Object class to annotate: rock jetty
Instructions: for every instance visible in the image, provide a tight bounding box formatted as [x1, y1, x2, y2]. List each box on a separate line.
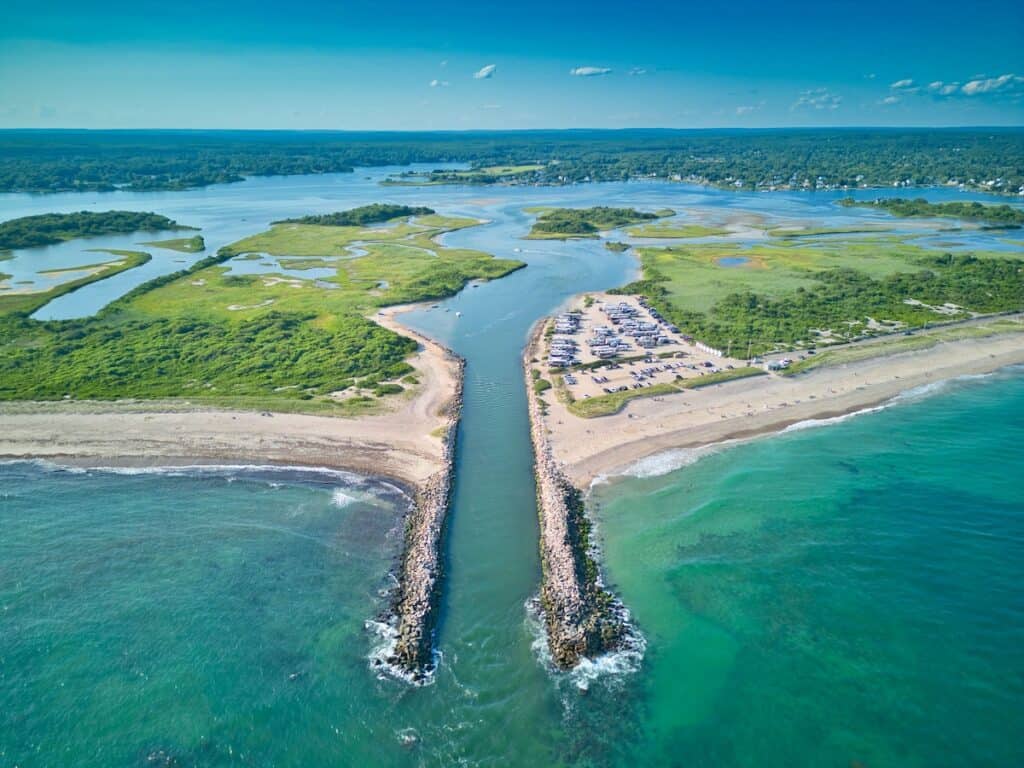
[523, 322, 628, 668]
[383, 337, 464, 682]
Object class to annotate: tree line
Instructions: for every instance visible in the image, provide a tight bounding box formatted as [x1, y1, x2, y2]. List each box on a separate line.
[0, 210, 186, 250]
[2, 128, 1021, 194]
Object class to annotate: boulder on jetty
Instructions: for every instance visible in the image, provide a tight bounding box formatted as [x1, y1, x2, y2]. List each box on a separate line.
[385, 343, 464, 681]
[523, 323, 628, 668]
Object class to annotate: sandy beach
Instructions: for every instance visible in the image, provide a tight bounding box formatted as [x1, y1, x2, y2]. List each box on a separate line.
[536, 327, 1024, 486]
[0, 305, 458, 488]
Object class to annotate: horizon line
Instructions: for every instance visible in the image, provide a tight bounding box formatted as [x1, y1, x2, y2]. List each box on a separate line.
[2, 125, 1023, 134]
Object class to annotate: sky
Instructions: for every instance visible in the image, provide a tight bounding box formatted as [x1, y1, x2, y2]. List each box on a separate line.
[2, 0, 1022, 129]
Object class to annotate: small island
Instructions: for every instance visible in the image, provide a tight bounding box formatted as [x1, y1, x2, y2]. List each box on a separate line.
[273, 203, 435, 226]
[383, 165, 545, 186]
[838, 197, 1024, 227]
[0, 211, 190, 251]
[141, 234, 206, 253]
[526, 206, 671, 239]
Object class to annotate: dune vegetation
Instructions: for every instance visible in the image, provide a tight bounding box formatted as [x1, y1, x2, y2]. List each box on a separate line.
[626, 221, 730, 238]
[0, 209, 524, 411]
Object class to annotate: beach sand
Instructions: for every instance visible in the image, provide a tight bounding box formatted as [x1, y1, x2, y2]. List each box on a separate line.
[0, 305, 458, 488]
[537, 329, 1024, 486]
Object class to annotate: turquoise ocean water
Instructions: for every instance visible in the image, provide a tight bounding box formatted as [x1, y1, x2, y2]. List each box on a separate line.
[2, 174, 1022, 765]
[590, 368, 1024, 767]
[3, 372, 1022, 766]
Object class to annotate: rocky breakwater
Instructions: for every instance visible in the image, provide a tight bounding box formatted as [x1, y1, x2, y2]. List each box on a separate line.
[523, 322, 629, 668]
[380, 332, 464, 683]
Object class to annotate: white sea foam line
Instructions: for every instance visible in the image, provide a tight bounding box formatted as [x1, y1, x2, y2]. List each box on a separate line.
[1, 458, 410, 502]
[601, 367, 1020, 483]
[780, 404, 889, 434]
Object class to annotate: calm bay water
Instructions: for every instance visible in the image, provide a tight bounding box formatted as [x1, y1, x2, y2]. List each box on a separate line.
[1, 174, 1023, 765]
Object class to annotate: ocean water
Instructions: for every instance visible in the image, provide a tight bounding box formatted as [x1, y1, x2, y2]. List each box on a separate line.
[590, 369, 1024, 767]
[3, 374, 1022, 766]
[2, 174, 1023, 765]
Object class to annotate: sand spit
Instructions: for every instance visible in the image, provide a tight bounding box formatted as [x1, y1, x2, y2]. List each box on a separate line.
[0, 303, 466, 683]
[538, 324, 1024, 486]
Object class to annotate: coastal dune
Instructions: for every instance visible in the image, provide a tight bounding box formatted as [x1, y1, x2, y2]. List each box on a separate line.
[540, 329, 1024, 485]
[0, 307, 457, 486]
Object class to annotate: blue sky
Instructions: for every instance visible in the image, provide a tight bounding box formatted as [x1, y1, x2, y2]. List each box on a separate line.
[2, 0, 1022, 129]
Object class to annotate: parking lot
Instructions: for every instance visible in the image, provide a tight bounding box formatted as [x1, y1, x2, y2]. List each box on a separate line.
[544, 293, 750, 401]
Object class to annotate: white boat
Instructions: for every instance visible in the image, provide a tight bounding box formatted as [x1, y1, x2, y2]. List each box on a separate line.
[455, 311, 463, 317]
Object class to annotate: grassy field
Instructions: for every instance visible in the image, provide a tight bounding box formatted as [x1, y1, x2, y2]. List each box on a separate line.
[0, 212, 523, 411]
[614, 233, 1024, 353]
[766, 225, 891, 238]
[140, 235, 205, 252]
[631, 236, 936, 312]
[626, 222, 730, 238]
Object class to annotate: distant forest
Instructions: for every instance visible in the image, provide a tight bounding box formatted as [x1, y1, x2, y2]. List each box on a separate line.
[1, 129, 1022, 194]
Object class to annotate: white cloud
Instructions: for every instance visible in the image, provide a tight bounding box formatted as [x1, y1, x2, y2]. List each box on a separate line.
[865, 73, 877, 80]
[961, 73, 1023, 95]
[735, 102, 764, 116]
[890, 78, 915, 90]
[928, 80, 960, 96]
[792, 88, 841, 110]
[879, 95, 901, 105]
[429, 79, 449, 88]
[570, 66, 612, 77]
[473, 64, 497, 80]
[440, 60, 448, 68]
[629, 67, 648, 76]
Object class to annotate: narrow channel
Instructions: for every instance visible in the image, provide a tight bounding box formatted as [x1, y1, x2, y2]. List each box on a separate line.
[398, 199, 638, 759]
